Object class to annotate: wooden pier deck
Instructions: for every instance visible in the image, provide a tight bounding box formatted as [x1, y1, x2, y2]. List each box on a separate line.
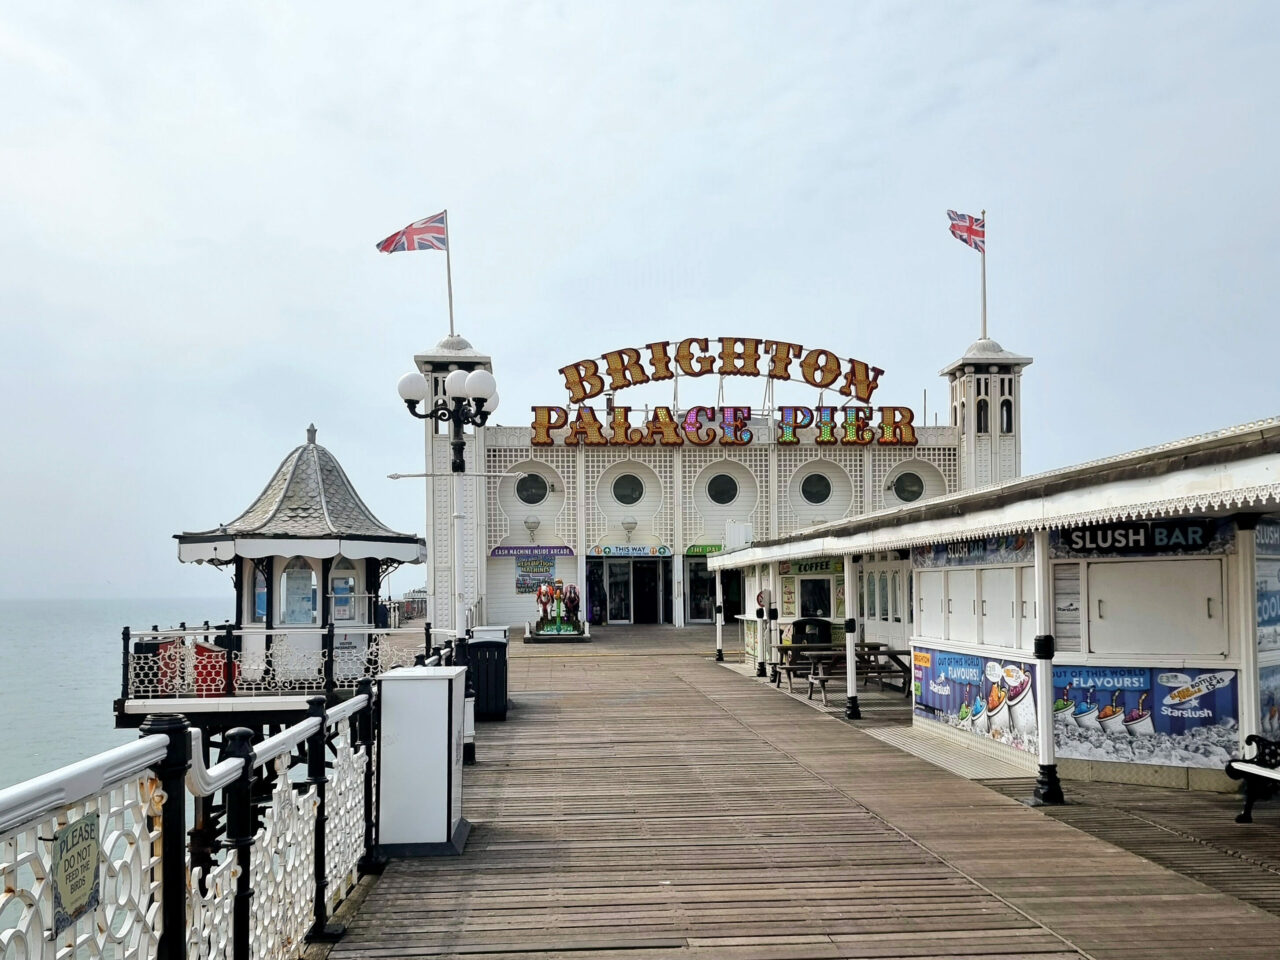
[330, 626, 1280, 960]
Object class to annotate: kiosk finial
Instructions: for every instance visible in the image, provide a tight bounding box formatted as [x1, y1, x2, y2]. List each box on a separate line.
[306, 423, 317, 444]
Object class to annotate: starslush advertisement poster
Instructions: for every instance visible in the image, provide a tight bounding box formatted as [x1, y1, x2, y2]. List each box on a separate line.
[1052, 665, 1239, 767]
[1260, 665, 1280, 736]
[912, 647, 1039, 756]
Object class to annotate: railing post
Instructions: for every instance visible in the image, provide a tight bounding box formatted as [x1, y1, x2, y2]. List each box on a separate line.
[223, 727, 255, 960]
[120, 626, 131, 702]
[355, 678, 385, 875]
[424, 621, 433, 661]
[323, 623, 336, 697]
[306, 696, 343, 941]
[139, 713, 190, 960]
[223, 623, 238, 696]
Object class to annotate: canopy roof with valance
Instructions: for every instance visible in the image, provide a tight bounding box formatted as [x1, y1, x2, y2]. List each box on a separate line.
[176, 425, 425, 565]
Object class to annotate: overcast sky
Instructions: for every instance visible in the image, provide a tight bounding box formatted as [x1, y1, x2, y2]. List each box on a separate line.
[2, 2, 1277, 601]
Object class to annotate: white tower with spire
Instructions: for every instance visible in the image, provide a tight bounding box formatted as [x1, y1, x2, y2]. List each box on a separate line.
[941, 337, 1033, 490]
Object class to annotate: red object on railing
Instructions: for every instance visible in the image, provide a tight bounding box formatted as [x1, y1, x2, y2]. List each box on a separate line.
[194, 640, 237, 698]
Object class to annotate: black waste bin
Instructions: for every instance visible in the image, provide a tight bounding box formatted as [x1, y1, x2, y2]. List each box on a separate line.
[463, 627, 509, 721]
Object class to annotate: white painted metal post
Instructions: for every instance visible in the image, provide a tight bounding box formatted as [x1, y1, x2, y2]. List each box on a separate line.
[843, 556, 860, 719]
[755, 566, 768, 678]
[1028, 528, 1064, 805]
[1237, 521, 1260, 745]
[453, 470, 467, 641]
[714, 568, 724, 662]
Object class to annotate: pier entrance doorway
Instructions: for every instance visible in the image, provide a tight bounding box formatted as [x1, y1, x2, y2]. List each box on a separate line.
[589, 557, 672, 625]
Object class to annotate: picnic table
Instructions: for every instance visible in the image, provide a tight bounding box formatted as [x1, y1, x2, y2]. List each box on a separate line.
[856, 641, 911, 697]
[770, 643, 838, 691]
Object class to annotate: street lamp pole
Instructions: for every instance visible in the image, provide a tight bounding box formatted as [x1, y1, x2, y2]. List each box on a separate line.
[397, 368, 499, 647]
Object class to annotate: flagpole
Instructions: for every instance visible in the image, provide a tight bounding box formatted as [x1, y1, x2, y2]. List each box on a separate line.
[443, 208, 456, 336]
[980, 208, 987, 340]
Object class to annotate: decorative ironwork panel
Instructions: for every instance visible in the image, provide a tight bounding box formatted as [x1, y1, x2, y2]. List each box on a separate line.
[248, 757, 317, 960]
[323, 719, 367, 914]
[186, 854, 237, 960]
[0, 773, 163, 960]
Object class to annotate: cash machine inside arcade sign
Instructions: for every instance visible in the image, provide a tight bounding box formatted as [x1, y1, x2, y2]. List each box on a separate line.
[530, 337, 918, 447]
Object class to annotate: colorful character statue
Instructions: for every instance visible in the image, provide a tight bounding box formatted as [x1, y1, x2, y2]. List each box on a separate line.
[535, 582, 554, 621]
[563, 583, 580, 623]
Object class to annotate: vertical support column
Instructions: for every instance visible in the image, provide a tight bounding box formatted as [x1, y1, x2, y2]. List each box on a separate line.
[1027, 529, 1064, 805]
[307, 696, 344, 941]
[120, 627, 131, 703]
[355, 678, 385, 875]
[767, 563, 780, 684]
[322, 623, 336, 697]
[755, 579, 767, 677]
[1236, 518, 1261, 745]
[140, 714, 190, 960]
[223, 727, 255, 960]
[843, 557, 861, 719]
[714, 568, 724, 662]
[223, 623, 238, 696]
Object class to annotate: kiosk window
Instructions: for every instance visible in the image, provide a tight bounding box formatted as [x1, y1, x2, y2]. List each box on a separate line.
[867, 574, 877, 619]
[879, 573, 889, 621]
[800, 579, 831, 618]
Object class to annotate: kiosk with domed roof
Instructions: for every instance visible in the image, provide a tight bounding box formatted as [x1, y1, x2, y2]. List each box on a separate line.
[114, 425, 429, 732]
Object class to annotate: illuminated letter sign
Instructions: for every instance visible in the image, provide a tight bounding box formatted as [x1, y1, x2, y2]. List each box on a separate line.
[533, 338, 913, 448]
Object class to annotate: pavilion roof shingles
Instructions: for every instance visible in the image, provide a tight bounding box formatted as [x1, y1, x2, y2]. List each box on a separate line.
[185, 427, 414, 541]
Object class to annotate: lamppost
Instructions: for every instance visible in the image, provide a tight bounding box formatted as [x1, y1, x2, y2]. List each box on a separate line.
[396, 367, 499, 646]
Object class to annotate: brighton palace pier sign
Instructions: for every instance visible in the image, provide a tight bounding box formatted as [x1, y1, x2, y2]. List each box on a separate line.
[531, 337, 918, 447]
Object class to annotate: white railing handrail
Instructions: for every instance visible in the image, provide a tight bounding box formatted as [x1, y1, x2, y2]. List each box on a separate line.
[325, 694, 369, 727]
[186, 729, 245, 797]
[252, 717, 322, 770]
[128, 625, 427, 640]
[0, 735, 168, 835]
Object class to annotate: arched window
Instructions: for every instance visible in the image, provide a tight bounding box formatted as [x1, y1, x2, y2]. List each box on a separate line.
[959, 401, 966, 435]
[891, 572, 900, 622]
[976, 398, 989, 434]
[330, 557, 358, 622]
[878, 573, 889, 621]
[867, 573, 877, 619]
[252, 564, 267, 623]
[1000, 398, 1013, 434]
[281, 557, 317, 625]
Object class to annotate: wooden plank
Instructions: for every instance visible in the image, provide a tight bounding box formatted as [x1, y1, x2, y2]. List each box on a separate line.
[326, 625, 1280, 960]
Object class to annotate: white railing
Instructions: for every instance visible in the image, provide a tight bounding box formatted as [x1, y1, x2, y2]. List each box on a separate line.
[0, 738, 167, 960]
[4, 684, 391, 960]
[121, 625, 429, 702]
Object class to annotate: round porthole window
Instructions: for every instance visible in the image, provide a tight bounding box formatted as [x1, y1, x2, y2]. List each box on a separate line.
[707, 473, 738, 505]
[516, 473, 548, 505]
[893, 472, 925, 503]
[612, 473, 644, 506]
[800, 473, 831, 505]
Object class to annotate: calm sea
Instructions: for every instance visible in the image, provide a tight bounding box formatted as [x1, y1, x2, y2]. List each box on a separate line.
[0, 597, 230, 789]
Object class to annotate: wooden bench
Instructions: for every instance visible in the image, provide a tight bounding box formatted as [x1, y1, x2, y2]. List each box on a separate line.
[1226, 734, 1280, 823]
[774, 660, 812, 693]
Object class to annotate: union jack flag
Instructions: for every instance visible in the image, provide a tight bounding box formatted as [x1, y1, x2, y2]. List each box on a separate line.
[947, 210, 985, 253]
[376, 212, 447, 253]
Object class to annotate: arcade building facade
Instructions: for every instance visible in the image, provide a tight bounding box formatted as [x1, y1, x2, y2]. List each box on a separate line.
[409, 333, 1032, 632]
